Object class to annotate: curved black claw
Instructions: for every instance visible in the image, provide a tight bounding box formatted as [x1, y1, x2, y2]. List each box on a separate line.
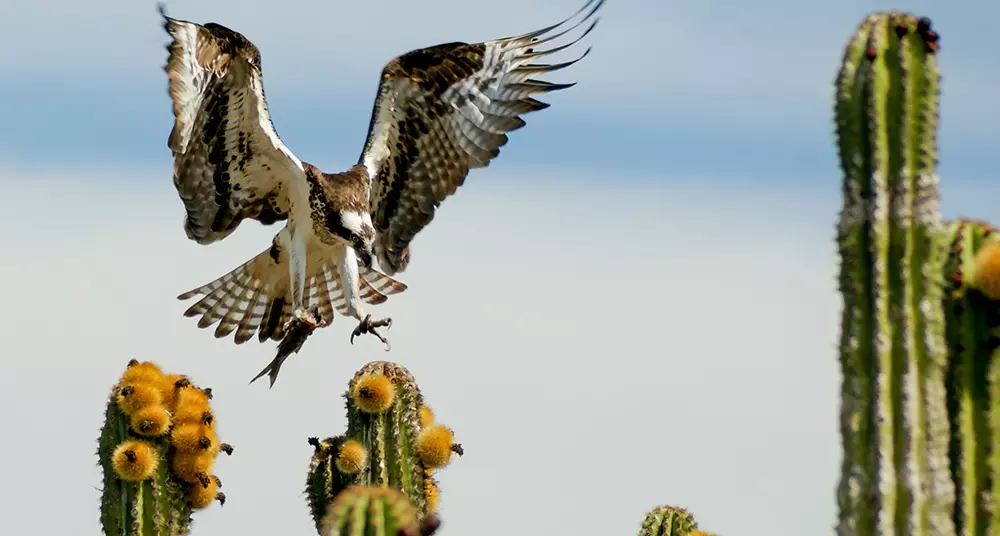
[350, 314, 392, 351]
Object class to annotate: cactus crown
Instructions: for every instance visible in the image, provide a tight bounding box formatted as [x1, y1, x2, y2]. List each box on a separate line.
[638, 505, 699, 536]
[97, 360, 232, 536]
[306, 361, 461, 533]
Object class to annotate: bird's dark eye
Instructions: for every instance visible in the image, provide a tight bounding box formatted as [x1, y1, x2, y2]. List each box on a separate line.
[351, 235, 360, 244]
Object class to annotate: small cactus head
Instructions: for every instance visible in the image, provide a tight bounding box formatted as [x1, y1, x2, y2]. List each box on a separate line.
[318, 485, 428, 536]
[639, 505, 699, 536]
[944, 219, 1000, 300]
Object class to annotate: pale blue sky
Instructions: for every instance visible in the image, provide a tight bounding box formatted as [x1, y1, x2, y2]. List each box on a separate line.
[0, 1, 997, 535]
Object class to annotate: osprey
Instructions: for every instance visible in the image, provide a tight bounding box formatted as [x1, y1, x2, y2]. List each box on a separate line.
[159, 0, 603, 386]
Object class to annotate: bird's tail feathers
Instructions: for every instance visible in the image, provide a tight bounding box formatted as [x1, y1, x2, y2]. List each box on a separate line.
[177, 248, 292, 344]
[177, 249, 408, 345]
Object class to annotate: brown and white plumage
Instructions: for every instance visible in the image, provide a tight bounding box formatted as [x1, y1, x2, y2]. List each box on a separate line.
[359, 0, 604, 274]
[159, 0, 603, 384]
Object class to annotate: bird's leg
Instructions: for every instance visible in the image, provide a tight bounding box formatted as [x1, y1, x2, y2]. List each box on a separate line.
[351, 314, 392, 349]
[284, 228, 326, 332]
[339, 247, 392, 351]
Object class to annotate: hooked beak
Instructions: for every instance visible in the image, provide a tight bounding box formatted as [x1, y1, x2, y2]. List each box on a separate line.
[355, 246, 373, 268]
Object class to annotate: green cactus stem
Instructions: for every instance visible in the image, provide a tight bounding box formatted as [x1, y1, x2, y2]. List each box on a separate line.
[317, 485, 441, 536]
[944, 219, 1000, 535]
[834, 10, 951, 536]
[638, 505, 698, 536]
[97, 360, 231, 536]
[306, 361, 459, 532]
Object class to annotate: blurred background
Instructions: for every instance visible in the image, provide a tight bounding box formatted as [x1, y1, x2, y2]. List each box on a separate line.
[0, 0, 996, 534]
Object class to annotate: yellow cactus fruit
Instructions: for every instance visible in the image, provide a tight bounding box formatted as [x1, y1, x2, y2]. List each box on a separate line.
[174, 385, 211, 415]
[159, 374, 190, 409]
[351, 374, 395, 414]
[334, 440, 368, 474]
[115, 382, 164, 416]
[173, 405, 214, 429]
[130, 405, 171, 437]
[171, 422, 219, 453]
[121, 360, 164, 385]
[971, 241, 1000, 300]
[415, 424, 458, 469]
[171, 450, 215, 487]
[418, 405, 434, 428]
[111, 440, 158, 482]
[188, 474, 225, 509]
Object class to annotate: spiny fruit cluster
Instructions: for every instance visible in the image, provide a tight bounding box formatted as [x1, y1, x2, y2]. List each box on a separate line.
[306, 361, 462, 533]
[110, 359, 233, 509]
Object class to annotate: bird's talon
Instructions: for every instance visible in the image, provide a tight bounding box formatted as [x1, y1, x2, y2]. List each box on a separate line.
[351, 315, 393, 349]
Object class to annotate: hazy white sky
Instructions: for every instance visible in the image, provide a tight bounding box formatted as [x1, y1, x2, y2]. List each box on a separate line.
[1, 0, 998, 535]
[3, 165, 843, 535]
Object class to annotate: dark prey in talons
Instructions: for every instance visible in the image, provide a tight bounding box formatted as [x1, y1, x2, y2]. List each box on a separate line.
[249, 306, 326, 388]
[350, 314, 392, 351]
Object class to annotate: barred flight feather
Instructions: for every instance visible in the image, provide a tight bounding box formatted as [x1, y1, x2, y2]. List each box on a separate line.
[358, 0, 603, 275]
[177, 246, 406, 345]
[160, 5, 306, 246]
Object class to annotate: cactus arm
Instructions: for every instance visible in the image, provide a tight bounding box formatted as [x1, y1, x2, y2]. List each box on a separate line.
[835, 12, 951, 536]
[944, 221, 1000, 535]
[393, 380, 423, 501]
[834, 14, 880, 535]
[989, 325, 1000, 536]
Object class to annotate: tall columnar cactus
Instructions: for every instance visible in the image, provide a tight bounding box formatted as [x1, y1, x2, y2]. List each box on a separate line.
[943, 219, 1000, 535]
[306, 361, 461, 533]
[637, 505, 700, 536]
[98, 360, 233, 535]
[318, 485, 441, 536]
[834, 10, 950, 536]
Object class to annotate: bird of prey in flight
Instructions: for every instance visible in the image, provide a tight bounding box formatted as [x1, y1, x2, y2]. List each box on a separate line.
[158, 0, 604, 386]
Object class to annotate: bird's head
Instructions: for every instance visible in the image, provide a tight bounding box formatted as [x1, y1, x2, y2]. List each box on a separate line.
[338, 210, 376, 268]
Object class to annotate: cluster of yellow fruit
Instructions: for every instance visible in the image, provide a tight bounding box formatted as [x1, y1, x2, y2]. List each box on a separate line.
[337, 373, 462, 513]
[109, 360, 233, 509]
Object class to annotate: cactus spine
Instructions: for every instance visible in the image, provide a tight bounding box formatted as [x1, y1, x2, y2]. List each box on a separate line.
[638, 505, 699, 536]
[98, 360, 232, 535]
[306, 361, 460, 533]
[834, 10, 950, 536]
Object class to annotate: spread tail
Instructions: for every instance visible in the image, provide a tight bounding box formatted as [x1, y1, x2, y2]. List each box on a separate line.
[177, 247, 408, 345]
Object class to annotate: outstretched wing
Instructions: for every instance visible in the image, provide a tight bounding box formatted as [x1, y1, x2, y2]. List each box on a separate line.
[160, 5, 305, 245]
[357, 0, 604, 274]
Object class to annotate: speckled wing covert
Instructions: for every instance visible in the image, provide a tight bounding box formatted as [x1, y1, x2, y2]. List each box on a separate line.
[357, 0, 604, 275]
[160, 5, 305, 245]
